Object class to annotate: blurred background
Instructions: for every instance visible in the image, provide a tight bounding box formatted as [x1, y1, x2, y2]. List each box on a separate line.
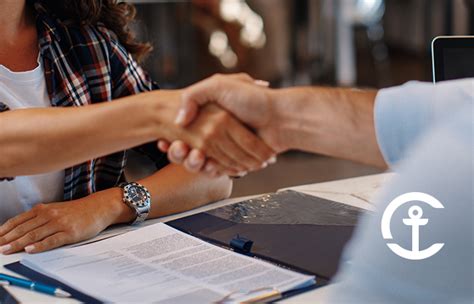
[126, 0, 474, 197]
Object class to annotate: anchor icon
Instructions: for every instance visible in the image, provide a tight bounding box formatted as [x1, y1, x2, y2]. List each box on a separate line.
[403, 205, 429, 253]
[381, 192, 445, 260]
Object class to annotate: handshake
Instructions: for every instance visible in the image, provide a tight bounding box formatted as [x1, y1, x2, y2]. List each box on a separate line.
[154, 73, 283, 177]
[152, 73, 386, 174]
[1, 71, 383, 179]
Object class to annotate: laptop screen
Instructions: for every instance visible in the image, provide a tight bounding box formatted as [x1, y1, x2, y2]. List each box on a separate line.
[432, 36, 474, 83]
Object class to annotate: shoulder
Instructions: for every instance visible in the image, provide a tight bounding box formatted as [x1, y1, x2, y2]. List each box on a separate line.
[52, 20, 130, 65]
[36, 9, 155, 97]
[34, 1, 130, 66]
[374, 79, 474, 166]
[39, 17, 138, 88]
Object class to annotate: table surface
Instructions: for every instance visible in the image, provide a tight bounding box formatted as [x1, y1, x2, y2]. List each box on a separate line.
[0, 173, 393, 303]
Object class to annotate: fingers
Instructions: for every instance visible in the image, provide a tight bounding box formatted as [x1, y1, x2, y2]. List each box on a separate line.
[1, 223, 60, 254]
[175, 96, 199, 126]
[210, 143, 247, 173]
[0, 216, 48, 247]
[167, 140, 190, 164]
[0, 203, 67, 254]
[203, 159, 243, 177]
[166, 141, 241, 175]
[0, 210, 36, 237]
[220, 130, 264, 172]
[176, 76, 223, 126]
[0, 196, 114, 255]
[203, 159, 225, 177]
[157, 140, 170, 152]
[168, 134, 249, 173]
[254, 79, 270, 87]
[226, 119, 276, 166]
[169, 86, 277, 175]
[0, 202, 89, 255]
[193, 108, 263, 172]
[228, 72, 269, 87]
[25, 232, 69, 254]
[228, 73, 255, 83]
[183, 149, 206, 172]
[168, 142, 218, 173]
[165, 123, 276, 175]
[167, 141, 207, 173]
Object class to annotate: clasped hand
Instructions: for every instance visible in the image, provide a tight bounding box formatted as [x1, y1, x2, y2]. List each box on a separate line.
[159, 101, 275, 177]
[160, 73, 283, 176]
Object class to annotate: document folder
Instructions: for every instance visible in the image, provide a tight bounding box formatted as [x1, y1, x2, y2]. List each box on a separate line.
[167, 190, 365, 284]
[5, 190, 361, 302]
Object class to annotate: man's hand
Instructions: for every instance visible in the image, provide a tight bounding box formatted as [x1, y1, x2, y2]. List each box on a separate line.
[175, 73, 273, 128]
[0, 189, 127, 254]
[158, 74, 285, 175]
[160, 104, 276, 175]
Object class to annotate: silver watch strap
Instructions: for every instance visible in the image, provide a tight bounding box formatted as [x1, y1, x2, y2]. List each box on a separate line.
[132, 210, 149, 225]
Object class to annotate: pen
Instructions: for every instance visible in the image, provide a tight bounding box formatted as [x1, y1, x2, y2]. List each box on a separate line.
[217, 287, 282, 303]
[0, 273, 71, 298]
[242, 290, 282, 303]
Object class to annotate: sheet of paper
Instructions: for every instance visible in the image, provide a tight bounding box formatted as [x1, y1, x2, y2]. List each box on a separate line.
[279, 173, 394, 209]
[22, 223, 314, 303]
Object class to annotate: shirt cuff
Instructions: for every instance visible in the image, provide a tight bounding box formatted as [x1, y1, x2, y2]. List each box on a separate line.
[374, 81, 432, 167]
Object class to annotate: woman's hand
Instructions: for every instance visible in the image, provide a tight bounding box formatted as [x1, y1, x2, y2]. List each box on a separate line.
[0, 188, 129, 254]
[157, 103, 276, 176]
[157, 73, 282, 176]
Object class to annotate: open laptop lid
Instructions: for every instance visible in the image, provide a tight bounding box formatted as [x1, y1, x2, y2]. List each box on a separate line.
[431, 36, 474, 83]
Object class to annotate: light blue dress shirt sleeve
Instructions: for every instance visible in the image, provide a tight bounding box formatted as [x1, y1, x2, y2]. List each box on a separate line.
[310, 79, 474, 303]
[325, 105, 473, 303]
[374, 78, 474, 166]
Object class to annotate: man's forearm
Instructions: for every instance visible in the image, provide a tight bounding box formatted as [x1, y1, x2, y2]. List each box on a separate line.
[0, 91, 177, 176]
[270, 87, 387, 168]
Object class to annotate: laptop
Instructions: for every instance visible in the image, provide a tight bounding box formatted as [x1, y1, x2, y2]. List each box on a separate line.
[431, 36, 474, 83]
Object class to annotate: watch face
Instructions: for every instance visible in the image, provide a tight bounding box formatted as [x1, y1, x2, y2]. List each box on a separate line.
[128, 185, 149, 207]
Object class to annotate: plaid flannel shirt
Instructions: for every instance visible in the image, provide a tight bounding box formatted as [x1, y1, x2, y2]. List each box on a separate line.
[0, 3, 168, 200]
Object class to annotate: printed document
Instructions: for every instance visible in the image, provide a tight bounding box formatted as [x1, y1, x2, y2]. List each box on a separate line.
[22, 223, 315, 303]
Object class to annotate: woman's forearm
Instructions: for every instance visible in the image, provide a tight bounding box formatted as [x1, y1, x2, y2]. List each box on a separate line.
[0, 91, 180, 176]
[101, 164, 233, 225]
[270, 87, 387, 168]
[0, 162, 232, 254]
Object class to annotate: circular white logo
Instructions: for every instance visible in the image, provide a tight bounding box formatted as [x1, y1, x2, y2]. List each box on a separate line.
[381, 192, 444, 260]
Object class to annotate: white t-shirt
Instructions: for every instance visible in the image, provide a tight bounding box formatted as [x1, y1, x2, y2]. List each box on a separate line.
[0, 59, 64, 224]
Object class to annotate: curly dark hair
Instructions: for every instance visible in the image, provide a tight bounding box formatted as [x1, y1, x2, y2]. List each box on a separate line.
[33, 0, 152, 62]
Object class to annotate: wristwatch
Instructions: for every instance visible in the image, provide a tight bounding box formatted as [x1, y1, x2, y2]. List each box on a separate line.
[119, 182, 151, 225]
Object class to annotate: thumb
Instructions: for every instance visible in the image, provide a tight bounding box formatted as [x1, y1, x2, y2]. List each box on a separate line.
[175, 74, 268, 127]
[175, 95, 199, 126]
[175, 76, 222, 126]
